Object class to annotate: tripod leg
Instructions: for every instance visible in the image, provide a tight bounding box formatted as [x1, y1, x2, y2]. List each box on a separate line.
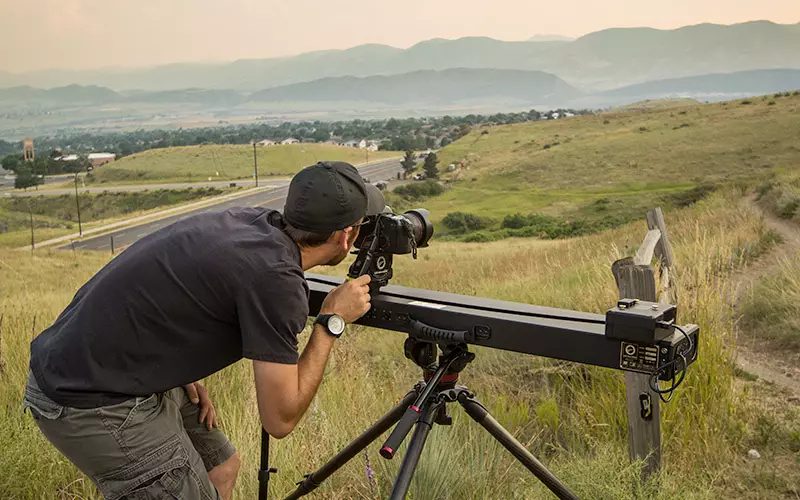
[283, 390, 418, 500]
[459, 396, 580, 500]
[259, 429, 278, 500]
[388, 400, 442, 500]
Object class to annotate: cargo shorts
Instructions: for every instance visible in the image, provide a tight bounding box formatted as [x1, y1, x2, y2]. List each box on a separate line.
[23, 371, 236, 500]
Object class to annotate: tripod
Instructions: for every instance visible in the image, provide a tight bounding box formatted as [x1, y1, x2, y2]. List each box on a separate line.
[266, 340, 578, 500]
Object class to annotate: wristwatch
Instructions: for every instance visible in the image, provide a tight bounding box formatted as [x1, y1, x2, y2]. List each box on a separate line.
[315, 314, 346, 338]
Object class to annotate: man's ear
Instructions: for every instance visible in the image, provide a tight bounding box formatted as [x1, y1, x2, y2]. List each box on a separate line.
[339, 227, 353, 252]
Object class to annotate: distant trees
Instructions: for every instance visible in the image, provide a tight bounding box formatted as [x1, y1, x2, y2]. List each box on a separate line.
[6, 106, 596, 166]
[2, 153, 21, 173]
[400, 150, 416, 174]
[14, 163, 41, 190]
[423, 152, 439, 180]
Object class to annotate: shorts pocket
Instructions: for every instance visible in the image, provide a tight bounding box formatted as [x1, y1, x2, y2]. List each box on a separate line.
[22, 388, 64, 420]
[95, 435, 198, 500]
[97, 394, 160, 434]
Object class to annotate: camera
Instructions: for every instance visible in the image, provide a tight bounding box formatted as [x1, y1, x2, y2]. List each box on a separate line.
[348, 208, 434, 289]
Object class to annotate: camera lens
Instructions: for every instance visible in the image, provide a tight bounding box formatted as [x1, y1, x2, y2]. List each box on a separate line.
[401, 209, 434, 248]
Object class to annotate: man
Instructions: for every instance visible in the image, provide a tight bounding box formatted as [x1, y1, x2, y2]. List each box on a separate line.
[23, 161, 384, 499]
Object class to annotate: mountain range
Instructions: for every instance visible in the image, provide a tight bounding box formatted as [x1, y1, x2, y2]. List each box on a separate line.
[3, 68, 798, 110]
[1, 21, 797, 93]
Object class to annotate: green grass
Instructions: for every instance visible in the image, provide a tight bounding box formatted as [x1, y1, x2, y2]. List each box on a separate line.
[88, 144, 399, 184]
[2, 191, 798, 499]
[414, 94, 800, 238]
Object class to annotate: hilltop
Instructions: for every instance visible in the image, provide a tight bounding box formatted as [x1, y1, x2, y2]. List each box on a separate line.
[88, 143, 398, 184]
[405, 92, 800, 239]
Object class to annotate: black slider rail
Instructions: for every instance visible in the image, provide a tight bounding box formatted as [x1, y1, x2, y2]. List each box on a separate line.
[257, 274, 700, 500]
[305, 274, 698, 373]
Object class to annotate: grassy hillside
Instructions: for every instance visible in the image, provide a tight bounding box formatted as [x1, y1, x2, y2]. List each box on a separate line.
[413, 92, 799, 239]
[1, 192, 798, 498]
[89, 144, 398, 184]
[0, 188, 234, 248]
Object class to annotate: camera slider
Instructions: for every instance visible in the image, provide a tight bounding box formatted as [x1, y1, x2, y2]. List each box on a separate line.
[305, 274, 699, 379]
[258, 275, 700, 500]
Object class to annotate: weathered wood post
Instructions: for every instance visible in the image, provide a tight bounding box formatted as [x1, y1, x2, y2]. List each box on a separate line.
[611, 208, 676, 479]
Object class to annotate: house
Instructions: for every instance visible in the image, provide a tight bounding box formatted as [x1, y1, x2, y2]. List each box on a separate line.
[88, 153, 116, 167]
[281, 138, 299, 145]
[257, 139, 276, 147]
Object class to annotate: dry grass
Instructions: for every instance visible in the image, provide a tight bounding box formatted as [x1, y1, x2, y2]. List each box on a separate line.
[1, 191, 798, 498]
[89, 144, 398, 184]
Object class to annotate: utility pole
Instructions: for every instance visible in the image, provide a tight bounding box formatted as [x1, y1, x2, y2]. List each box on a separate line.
[253, 143, 259, 187]
[74, 174, 83, 236]
[28, 202, 34, 251]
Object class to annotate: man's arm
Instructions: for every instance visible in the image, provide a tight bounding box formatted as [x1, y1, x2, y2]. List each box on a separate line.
[254, 274, 371, 438]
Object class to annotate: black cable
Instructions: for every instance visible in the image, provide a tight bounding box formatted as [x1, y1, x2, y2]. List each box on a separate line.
[648, 323, 694, 402]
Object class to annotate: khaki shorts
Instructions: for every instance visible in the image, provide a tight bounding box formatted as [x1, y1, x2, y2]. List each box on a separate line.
[23, 371, 235, 500]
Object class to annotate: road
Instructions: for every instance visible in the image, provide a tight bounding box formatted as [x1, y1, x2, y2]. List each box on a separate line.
[3, 178, 289, 197]
[67, 159, 404, 251]
[1, 173, 75, 193]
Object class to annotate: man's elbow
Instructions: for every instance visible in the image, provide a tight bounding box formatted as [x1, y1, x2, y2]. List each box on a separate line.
[262, 420, 297, 439]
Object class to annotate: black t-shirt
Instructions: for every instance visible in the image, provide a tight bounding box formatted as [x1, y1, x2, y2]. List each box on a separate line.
[30, 207, 309, 408]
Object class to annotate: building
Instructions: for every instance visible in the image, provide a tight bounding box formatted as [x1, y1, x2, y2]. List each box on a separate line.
[88, 153, 116, 167]
[55, 152, 116, 168]
[23, 137, 34, 161]
[257, 139, 276, 147]
[281, 138, 299, 145]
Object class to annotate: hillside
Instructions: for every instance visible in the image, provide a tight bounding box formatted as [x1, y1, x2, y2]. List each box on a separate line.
[249, 68, 583, 105]
[2, 189, 798, 498]
[89, 143, 398, 184]
[1, 21, 797, 92]
[409, 92, 800, 238]
[602, 69, 800, 101]
[0, 84, 121, 104]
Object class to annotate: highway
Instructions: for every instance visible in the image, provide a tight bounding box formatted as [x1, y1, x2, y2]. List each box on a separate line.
[3, 178, 290, 197]
[66, 158, 404, 251]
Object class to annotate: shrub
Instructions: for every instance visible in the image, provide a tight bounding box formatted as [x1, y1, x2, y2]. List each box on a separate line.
[442, 212, 495, 234]
[775, 192, 800, 219]
[768, 101, 776, 106]
[741, 100, 753, 105]
[663, 184, 717, 207]
[392, 180, 445, 201]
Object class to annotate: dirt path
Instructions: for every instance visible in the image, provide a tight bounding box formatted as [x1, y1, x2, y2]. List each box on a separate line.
[731, 196, 800, 396]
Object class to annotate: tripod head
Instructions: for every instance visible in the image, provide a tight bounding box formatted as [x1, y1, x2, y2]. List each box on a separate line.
[403, 338, 475, 387]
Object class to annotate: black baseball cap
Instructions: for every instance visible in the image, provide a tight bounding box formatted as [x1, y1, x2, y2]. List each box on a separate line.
[284, 161, 386, 232]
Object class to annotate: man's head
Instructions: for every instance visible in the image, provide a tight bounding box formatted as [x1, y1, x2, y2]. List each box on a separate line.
[283, 161, 385, 267]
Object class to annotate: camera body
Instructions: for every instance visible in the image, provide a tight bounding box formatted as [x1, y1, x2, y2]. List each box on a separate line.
[348, 208, 433, 289]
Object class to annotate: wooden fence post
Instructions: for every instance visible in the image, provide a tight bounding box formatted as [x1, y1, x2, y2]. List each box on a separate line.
[611, 207, 677, 480]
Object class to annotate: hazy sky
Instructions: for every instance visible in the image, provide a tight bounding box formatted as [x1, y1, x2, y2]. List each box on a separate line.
[1, 0, 797, 72]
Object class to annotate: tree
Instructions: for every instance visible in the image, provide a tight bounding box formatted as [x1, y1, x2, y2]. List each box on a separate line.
[400, 150, 416, 174]
[423, 152, 439, 180]
[14, 164, 41, 190]
[1, 153, 22, 173]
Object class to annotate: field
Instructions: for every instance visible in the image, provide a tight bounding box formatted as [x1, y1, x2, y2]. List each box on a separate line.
[1, 190, 799, 499]
[2, 93, 800, 499]
[88, 144, 398, 184]
[0, 187, 236, 248]
[408, 93, 800, 238]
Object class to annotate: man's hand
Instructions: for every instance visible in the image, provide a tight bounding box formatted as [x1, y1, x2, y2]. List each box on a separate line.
[319, 274, 371, 324]
[184, 382, 218, 431]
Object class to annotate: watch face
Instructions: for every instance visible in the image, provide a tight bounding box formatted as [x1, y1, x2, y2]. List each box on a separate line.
[328, 315, 346, 335]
